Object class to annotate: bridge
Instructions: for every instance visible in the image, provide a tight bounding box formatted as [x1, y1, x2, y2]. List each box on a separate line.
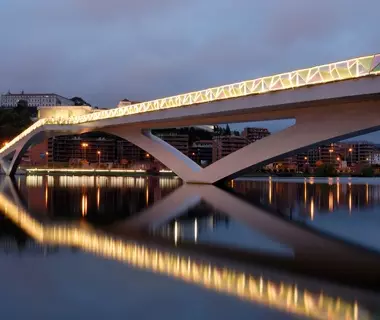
[1, 54, 380, 184]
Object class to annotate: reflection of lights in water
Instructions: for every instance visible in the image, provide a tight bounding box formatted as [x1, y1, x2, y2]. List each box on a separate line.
[0, 193, 370, 320]
[231, 180, 235, 188]
[268, 179, 272, 204]
[349, 184, 352, 214]
[97, 187, 100, 210]
[174, 221, 179, 246]
[26, 175, 43, 187]
[81, 194, 88, 217]
[328, 191, 333, 212]
[303, 181, 307, 208]
[159, 178, 181, 189]
[366, 184, 369, 205]
[310, 196, 314, 221]
[28, 175, 179, 190]
[194, 218, 198, 243]
[209, 216, 214, 230]
[45, 184, 48, 209]
[145, 184, 149, 206]
[47, 175, 54, 187]
[336, 182, 340, 205]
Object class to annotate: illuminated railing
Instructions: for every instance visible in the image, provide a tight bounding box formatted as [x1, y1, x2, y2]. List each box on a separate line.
[72, 53, 380, 125]
[0, 193, 369, 320]
[1, 53, 380, 159]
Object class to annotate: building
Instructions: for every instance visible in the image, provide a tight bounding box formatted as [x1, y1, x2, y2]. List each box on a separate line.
[242, 127, 270, 142]
[371, 152, 380, 165]
[117, 140, 145, 164]
[276, 141, 377, 171]
[189, 140, 213, 165]
[0, 92, 74, 108]
[117, 99, 132, 107]
[20, 139, 49, 166]
[345, 141, 376, 164]
[155, 133, 189, 155]
[117, 99, 140, 108]
[48, 136, 117, 163]
[212, 135, 249, 162]
[38, 105, 93, 119]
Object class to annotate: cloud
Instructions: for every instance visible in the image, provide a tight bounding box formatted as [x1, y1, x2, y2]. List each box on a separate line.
[0, 0, 379, 110]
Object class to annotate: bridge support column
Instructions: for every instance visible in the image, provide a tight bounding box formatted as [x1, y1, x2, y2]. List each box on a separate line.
[103, 127, 202, 183]
[1, 148, 24, 176]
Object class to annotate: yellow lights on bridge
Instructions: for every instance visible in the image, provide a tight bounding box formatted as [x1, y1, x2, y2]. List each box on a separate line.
[0, 192, 368, 320]
[0, 54, 379, 157]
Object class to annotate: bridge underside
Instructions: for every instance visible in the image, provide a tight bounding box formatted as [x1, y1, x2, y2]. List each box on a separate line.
[1, 97, 380, 184]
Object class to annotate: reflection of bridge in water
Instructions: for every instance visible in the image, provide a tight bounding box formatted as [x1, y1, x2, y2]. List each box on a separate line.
[1, 177, 380, 319]
[233, 178, 380, 217]
[0, 187, 375, 320]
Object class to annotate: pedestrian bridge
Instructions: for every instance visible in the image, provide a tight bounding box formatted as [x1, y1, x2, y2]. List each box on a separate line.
[1, 54, 380, 183]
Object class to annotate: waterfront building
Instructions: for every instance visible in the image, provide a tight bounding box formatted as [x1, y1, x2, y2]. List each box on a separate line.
[48, 136, 117, 163]
[212, 135, 249, 162]
[189, 140, 213, 165]
[242, 127, 270, 142]
[155, 132, 189, 155]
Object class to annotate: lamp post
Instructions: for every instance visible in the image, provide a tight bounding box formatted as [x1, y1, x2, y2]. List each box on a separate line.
[45, 151, 49, 168]
[81, 143, 88, 161]
[329, 149, 334, 164]
[348, 148, 353, 166]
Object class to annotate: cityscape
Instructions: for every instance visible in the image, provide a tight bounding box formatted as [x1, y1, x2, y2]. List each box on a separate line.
[1, 1, 380, 320]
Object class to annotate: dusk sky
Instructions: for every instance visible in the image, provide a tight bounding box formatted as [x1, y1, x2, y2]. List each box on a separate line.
[0, 0, 379, 136]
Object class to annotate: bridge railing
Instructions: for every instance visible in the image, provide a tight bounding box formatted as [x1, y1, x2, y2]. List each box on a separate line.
[69, 53, 380, 124]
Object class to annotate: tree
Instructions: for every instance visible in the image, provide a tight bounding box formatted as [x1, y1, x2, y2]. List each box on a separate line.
[15, 100, 28, 113]
[71, 97, 91, 106]
[315, 164, 337, 177]
[360, 166, 374, 177]
[224, 124, 231, 136]
[315, 160, 323, 167]
[233, 130, 240, 136]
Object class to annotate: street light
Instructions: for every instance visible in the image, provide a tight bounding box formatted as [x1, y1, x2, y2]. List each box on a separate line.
[329, 149, 333, 164]
[45, 151, 49, 168]
[81, 143, 88, 161]
[348, 148, 353, 166]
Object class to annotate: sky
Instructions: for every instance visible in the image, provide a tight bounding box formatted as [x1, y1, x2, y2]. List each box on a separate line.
[0, 0, 379, 137]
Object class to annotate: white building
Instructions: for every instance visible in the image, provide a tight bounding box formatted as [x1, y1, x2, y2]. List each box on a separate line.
[0, 92, 74, 108]
[371, 152, 380, 165]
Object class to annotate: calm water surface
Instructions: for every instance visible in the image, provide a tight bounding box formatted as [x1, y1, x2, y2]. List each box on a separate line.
[1, 175, 380, 319]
